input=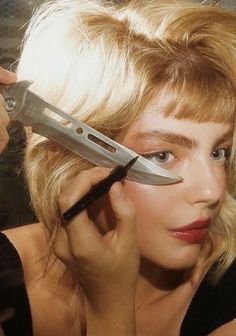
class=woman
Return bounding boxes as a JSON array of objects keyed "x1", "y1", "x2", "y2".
[{"x1": 0, "y1": 0, "x2": 236, "y2": 335}]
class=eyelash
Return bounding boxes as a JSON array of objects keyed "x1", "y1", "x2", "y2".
[
  {"x1": 211, "y1": 147, "x2": 231, "y2": 165},
  {"x1": 142, "y1": 151, "x2": 174, "y2": 164},
  {"x1": 142, "y1": 150, "x2": 176, "y2": 166},
  {"x1": 141, "y1": 146, "x2": 232, "y2": 167}
]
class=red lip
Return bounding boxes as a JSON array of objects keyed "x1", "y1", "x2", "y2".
[
  {"x1": 169, "y1": 219, "x2": 211, "y2": 244},
  {"x1": 172, "y1": 219, "x2": 211, "y2": 231}
]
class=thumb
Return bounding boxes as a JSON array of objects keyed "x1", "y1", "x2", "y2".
[
  {"x1": 0, "y1": 68, "x2": 17, "y2": 84},
  {"x1": 109, "y1": 182, "x2": 137, "y2": 244}
]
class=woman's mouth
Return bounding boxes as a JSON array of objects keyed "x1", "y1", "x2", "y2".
[{"x1": 168, "y1": 219, "x2": 211, "y2": 244}]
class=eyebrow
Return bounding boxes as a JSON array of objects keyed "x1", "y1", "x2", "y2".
[
  {"x1": 136, "y1": 129, "x2": 233, "y2": 149},
  {"x1": 214, "y1": 131, "x2": 234, "y2": 148}
]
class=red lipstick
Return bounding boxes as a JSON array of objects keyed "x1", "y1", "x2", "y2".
[{"x1": 169, "y1": 219, "x2": 211, "y2": 244}]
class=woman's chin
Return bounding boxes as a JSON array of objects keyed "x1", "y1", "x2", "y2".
[{"x1": 142, "y1": 243, "x2": 202, "y2": 271}]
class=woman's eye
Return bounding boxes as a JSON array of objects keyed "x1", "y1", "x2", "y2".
[
  {"x1": 143, "y1": 151, "x2": 174, "y2": 164},
  {"x1": 211, "y1": 148, "x2": 230, "y2": 162}
]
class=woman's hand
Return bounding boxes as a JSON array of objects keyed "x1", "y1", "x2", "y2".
[
  {"x1": 0, "y1": 67, "x2": 17, "y2": 154},
  {"x1": 55, "y1": 167, "x2": 139, "y2": 335}
]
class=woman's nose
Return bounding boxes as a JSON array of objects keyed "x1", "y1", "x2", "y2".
[{"x1": 184, "y1": 160, "x2": 225, "y2": 208}]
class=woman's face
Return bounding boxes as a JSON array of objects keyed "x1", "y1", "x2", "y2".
[
  {"x1": 120, "y1": 98, "x2": 233, "y2": 270},
  {"x1": 93, "y1": 96, "x2": 233, "y2": 270}
]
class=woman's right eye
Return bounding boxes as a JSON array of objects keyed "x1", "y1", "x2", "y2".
[{"x1": 142, "y1": 151, "x2": 175, "y2": 165}]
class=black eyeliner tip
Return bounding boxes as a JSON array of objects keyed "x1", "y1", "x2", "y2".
[{"x1": 124, "y1": 156, "x2": 139, "y2": 172}]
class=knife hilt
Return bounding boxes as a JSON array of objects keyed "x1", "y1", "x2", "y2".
[{"x1": 0, "y1": 80, "x2": 32, "y2": 120}]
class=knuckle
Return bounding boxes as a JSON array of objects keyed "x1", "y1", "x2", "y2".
[
  {"x1": 120, "y1": 209, "x2": 135, "y2": 223},
  {"x1": 53, "y1": 248, "x2": 63, "y2": 261},
  {"x1": 62, "y1": 170, "x2": 90, "y2": 192},
  {"x1": 57, "y1": 194, "x2": 72, "y2": 212},
  {"x1": 70, "y1": 247, "x2": 84, "y2": 260},
  {"x1": 120, "y1": 201, "x2": 136, "y2": 221},
  {"x1": 77, "y1": 167, "x2": 108, "y2": 182},
  {"x1": 70, "y1": 244, "x2": 97, "y2": 261},
  {"x1": 53, "y1": 243, "x2": 66, "y2": 262},
  {"x1": 70, "y1": 247, "x2": 87, "y2": 260},
  {"x1": 92, "y1": 166, "x2": 109, "y2": 175}
]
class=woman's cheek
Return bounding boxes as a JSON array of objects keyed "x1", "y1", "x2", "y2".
[{"x1": 123, "y1": 181, "x2": 172, "y2": 215}]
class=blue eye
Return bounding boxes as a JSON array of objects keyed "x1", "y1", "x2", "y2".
[
  {"x1": 211, "y1": 148, "x2": 230, "y2": 161},
  {"x1": 143, "y1": 151, "x2": 174, "y2": 164}
]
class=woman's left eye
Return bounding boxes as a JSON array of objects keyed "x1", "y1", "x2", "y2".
[
  {"x1": 211, "y1": 148, "x2": 230, "y2": 161},
  {"x1": 142, "y1": 151, "x2": 174, "y2": 165}
]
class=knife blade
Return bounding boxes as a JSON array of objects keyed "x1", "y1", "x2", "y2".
[{"x1": 0, "y1": 80, "x2": 182, "y2": 185}]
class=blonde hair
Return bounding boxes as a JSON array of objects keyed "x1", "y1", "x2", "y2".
[{"x1": 17, "y1": 0, "x2": 236, "y2": 281}]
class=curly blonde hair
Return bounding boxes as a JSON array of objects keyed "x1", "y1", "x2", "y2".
[{"x1": 17, "y1": 0, "x2": 236, "y2": 281}]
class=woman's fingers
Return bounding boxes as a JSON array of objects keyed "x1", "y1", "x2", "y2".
[
  {"x1": 58, "y1": 167, "x2": 138, "y2": 255},
  {"x1": 109, "y1": 182, "x2": 136, "y2": 239},
  {"x1": 0, "y1": 95, "x2": 9, "y2": 127},
  {"x1": 59, "y1": 167, "x2": 110, "y2": 212},
  {"x1": 53, "y1": 225, "x2": 72, "y2": 263},
  {"x1": 56, "y1": 166, "x2": 139, "y2": 303},
  {"x1": 0, "y1": 67, "x2": 17, "y2": 84},
  {"x1": 58, "y1": 167, "x2": 111, "y2": 254}
]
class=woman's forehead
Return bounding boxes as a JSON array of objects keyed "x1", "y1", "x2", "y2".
[{"x1": 122, "y1": 111, "x2": 234, "y2": 146}]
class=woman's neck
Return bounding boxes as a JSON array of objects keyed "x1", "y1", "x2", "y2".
[{"x1": 135, "y1": 257, "x2": 185, "y2": 311}]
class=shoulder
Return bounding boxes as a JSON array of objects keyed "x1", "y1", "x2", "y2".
[
  {"x1": 0, "y1": 225, "x2": 41, "y2": 336},
  {"x1": 2, "y1": 223, "x2": 48, "y2": 283},
  {"x1": 3, "y1": 225, "x2": 86, "y2": 334},
  {"x1": 3, "y1": 223, "x2": 46, "y2": 256},
  {"x1": 2, "y1": 225, "x2": 86, "y2": 335}
]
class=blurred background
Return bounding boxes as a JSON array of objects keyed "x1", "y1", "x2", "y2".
[{"x1": 0, "y1": 0, "x2": 235, "y2": 230}]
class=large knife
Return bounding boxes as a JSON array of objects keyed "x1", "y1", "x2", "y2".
[{"x1": 0, "y1": 80, "x2": 182, "y2": 185}]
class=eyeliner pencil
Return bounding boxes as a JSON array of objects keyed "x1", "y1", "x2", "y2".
[{"x1": 63, "y1": 156, "x2": 139, "y2": 221}]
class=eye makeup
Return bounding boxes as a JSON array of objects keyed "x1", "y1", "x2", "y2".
[{"x1": 141, "y1": 151, "x2": 177, "y2": 167}]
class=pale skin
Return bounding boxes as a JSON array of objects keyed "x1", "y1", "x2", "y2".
[{"x1": 0, "y1": 67, "x2": 235, "y2": 335}]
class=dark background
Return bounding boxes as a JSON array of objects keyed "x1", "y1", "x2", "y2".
[{"x1": 0, "y1": 0, "x2": 235, "y2": 230}]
